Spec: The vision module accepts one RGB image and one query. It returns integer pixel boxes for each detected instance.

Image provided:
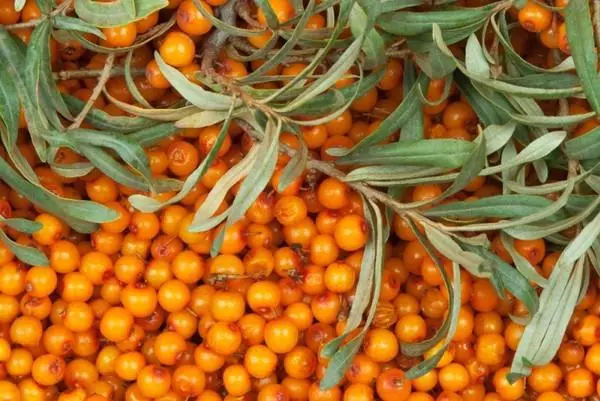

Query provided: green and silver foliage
[0,0,599,387]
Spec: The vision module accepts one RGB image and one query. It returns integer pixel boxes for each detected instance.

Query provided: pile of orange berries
[0,0,599,401]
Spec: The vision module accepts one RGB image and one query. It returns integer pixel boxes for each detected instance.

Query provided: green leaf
[191,146,259,229]
[424,225,488,278]
[74,0,166,28]
[155,52,239,111]
[26,20,71,126]
[340,73,428,155]
[0,217,42,235]
[64,95,157,133]
[74,129,152,183]
[239,0,317,85]
[441,133,486,198]
[337,139,475,168]
[400,61,425,141]
[276,36,364,112]
[212,119,281,255]
[130,104,236,213]
[349,1,385,70]
[377,3,496,36]
[483,122,516,154]
[79,145,153,192]
[14,0,25,11]
[123,50,152,108]
[175,110,231,129]
[425,195,562,219]
[127,123,179,148]
[564,1,600,114]
[52,15,105,38]
[463,243,538,318]
[501,233,548,288]
[291,69,384,115]
[320,198,384,389]
[414,45,456,79]
[454,71,510,126]
[436,30,582,99]
[565,126,600,160]
[0,229,48,266]
[0,27,49,161]
[278,139,308,193]
[0,157,116,232]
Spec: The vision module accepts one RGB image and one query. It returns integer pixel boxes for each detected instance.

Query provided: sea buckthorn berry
[159,31,196,67]
[257,0,294,25]
[210,291,246,321]
[514,238,546,265]
[439,363,469,392]
[25,267,57,297]
[284,346,317,379]
[475,333,506,366]
[378,59,403,91]
[158,279,191,312]
[363,328,398,363]
[518,1,552,33]
[334,214,368,252]
[224,364,252,396]
[100,307,134,342]
[10,315,43,346]
[264,317,299,354]
[33,213,64,245]
[492,368,524,401]
[317,178,350,210]
[137,365,172,398]
[206,322,242,355]
[442,102,477,130]
[376,368,411,401]
[177,0,214,35]
[32,354,65,386]
[395,313,427,344]
[247,280,282,312]
[324,262,356,293]
[245,345,278,379]
[275,196,308,226]
[102,24,137,48]
[529,363,563,393]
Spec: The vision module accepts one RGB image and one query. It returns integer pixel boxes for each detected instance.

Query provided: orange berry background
[0,0,598,401]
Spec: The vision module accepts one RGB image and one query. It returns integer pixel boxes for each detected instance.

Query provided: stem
[3,0,73,30]
[236,0,261,27]
[52,67,145,80]
[594,0,600,51]
[201,0,239,76]
[69,53,115,130]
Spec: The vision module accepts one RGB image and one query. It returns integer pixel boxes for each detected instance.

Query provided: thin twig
[236,0,261,28]
[201,0,239,75]
[594,0,600,51]
[69,53,115,130]
[4,0,73,30]
[52,67,145,80]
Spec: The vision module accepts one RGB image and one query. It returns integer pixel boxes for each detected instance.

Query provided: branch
[53,67,145,80]
[69,53,115,130]
[3,0,73,30]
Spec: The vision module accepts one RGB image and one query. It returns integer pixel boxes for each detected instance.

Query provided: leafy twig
[69,53,115,130]
[3,0,73,30]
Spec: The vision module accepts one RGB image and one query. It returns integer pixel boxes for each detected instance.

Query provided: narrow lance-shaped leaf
[339,73,428,156]
[0,229,49,266]
[564,1,600,114]
[130,103,236,212]
[154,52,239,111]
